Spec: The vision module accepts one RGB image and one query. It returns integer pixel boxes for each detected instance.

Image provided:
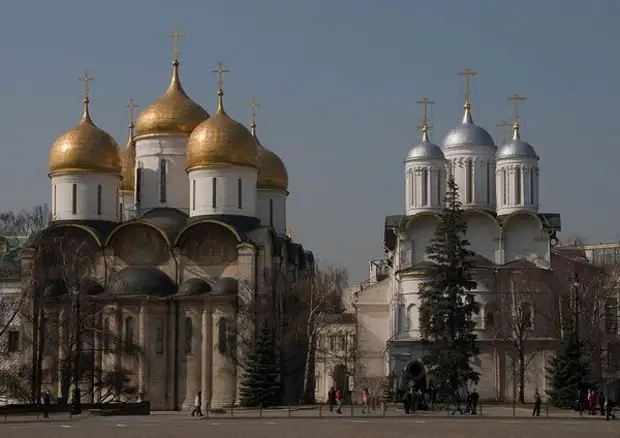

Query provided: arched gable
[175,220,240,266]
[105,221,171,266]
[405,212,441,265]
[501,210,544,231]
[463,209,500,263]
[34,223,102,248]
[462,209,500,229]
[405,212,441,233]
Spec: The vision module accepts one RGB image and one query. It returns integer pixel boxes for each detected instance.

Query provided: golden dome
[186,90,258,171]
[49,101,121,176]
[120,129,136,193]
[253,126,288,192]
[134,61,210,139]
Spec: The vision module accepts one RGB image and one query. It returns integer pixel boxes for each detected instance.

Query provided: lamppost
[71,285,82,415]
[572,273,582,415]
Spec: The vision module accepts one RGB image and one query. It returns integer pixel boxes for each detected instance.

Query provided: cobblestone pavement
[1,414,619,438]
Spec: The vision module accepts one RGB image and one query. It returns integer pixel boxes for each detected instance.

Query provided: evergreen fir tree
[239,321,281,407]
[418,177,480,398]
[546,333,592,408]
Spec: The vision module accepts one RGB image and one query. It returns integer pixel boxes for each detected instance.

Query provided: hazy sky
[0,0,618,283]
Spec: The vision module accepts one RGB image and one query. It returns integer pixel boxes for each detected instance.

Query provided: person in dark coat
[327,387,336,412]
[470,389,479,415]
[532,389,542,417]
[605,396,616,421]
[599,390,606,416]
[42,391,51,418]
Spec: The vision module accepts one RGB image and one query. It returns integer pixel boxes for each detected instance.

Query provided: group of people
[583,388,615,420]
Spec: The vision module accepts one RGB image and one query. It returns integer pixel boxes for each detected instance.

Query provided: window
[184,317,193,355]
[136,166,142,205]
[502,169,507,205]
[97,184,102,215]
[520,303,533,330]
[605,299,618,335]
[515,167,522,204]
[192,180,196,211]
[159,159,167,203]
[53,185,57,217]
[529,168,535,205]
[217,318,227,354]
[408,169,414,206]
[124,316,134,352]
[119,202,123,219]
[436,171,442,205]
[486,161,491,204]
[212,178,217,209]
[485,312,495,328]
[155,318,164,355]
[421,169,428,206]
[7,330,19,353]
[407,304,415,332]
[329,336,336,351]
[269,199,274,227]
[237,178,243,209]
[102,318,111,352]
[466,159,473,203]
[338,335,346,350]
[71,183,77,214]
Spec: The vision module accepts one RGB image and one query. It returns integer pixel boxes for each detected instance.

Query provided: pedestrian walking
[532,389,541,417]
[335,387,343,414]
[327,387,336,412]
[361,388,370,414]
[191,391,203,417]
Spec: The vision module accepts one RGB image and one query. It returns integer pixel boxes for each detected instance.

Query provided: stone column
[93,309,103,402]
[183,307,201,410]
[138,301,147,400]
[210,307,236,409]
[235,244,256,403]
[57,309,66,399]
[201,304,213,411]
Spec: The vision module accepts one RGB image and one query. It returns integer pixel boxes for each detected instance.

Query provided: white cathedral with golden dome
[21,31,312,411]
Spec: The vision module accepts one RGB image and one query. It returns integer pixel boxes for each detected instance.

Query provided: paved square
[1,415,619,438]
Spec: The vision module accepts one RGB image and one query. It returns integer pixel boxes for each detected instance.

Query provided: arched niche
[463,209,500,262]
[502,211,546,264]
[106,221,170,266]
[30,225,102,292]
[175,221,240,266]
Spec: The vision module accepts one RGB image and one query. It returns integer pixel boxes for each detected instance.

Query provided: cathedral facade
[19,45,313,410]
[316,75,562,402]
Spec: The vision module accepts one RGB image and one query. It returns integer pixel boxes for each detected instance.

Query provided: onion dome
[134,60,209,139]
[497,123,538,159]
[442,101,495,149]
[120,115,136,193]
[49,88,121,176]
[406,123,444,161]
[186,73,258,171]
[250,105,288,192]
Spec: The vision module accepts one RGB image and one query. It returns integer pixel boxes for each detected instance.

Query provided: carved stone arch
[106,221,170,266]
[405,211,442,232]
[501,210,544,233]
[462,209,501,229]
[175,220,240,265]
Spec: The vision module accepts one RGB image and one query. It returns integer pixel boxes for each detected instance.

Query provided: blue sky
[0,0,618,283]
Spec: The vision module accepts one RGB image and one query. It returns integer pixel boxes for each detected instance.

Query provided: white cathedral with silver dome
[315,70,561,403]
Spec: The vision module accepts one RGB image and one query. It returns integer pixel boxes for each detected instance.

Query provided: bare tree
[494,263,552,403]
[299,266,347,402]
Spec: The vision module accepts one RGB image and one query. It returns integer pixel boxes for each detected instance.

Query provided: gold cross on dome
[250,97,261,126]
[212,61,230,91]
[416,97,435,131]
[507,93,527,124]
[79,70,94,101]
[125,98,140,124]
[169,26,185,62]
[458,68,479,104]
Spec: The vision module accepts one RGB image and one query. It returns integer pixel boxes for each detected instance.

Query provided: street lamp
[71,285,81,415]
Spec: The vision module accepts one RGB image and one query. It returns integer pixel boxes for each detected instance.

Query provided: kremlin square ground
[1,415,618,438]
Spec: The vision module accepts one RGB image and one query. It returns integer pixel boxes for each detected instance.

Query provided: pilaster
[201,303,213,410]
[138,301,147,399]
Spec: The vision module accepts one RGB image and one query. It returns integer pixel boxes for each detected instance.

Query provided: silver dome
[441,106,495,149]
[497,126,538,159]
[406,129,445,160]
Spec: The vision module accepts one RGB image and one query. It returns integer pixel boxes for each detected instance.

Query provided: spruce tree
[239,321,281,407]
[418,177,480,398]
[546,334,592,408]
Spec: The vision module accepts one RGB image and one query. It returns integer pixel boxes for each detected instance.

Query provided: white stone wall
[256,189,287,234]
[188,167,258,218]
[51,173,120,222]
[135,135,189,214]
[444,149,496,211]
[120,192,136,220]
[405,163,445,215]
[496,157,539,216]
